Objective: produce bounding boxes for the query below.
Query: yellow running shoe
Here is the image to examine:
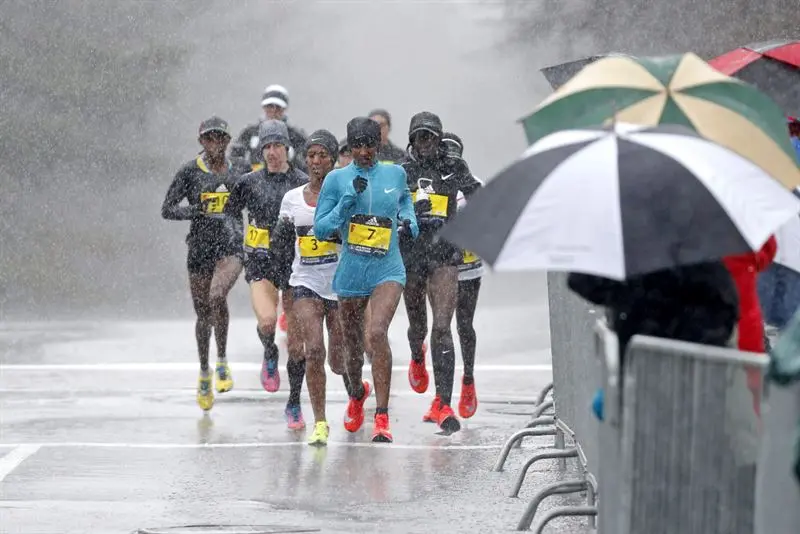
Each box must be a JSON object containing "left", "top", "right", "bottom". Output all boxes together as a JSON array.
[
  {"left": 197, "top": 374, "right": 214, "bottom": 411},
  {"left": 215, "top": 361, "right": 234, "bottom": 393},
  {"left": 308, "top": 421, "right": 330, "bottom": 446}
]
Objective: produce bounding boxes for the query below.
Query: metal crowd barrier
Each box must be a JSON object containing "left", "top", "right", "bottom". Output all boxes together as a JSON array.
[
  {"left": 756, "top": 379, "right": 800, "bottom": 533},
  {"left": 494, "top": 272, "right": 600, "bottom": 531},
  {"left": 612, "top": 334, "right": 764, "bottom": 534}
]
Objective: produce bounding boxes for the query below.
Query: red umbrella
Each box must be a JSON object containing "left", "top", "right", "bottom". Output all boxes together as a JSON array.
[{"left": 709, "top": 39, "right": 800, "bottom": 116}]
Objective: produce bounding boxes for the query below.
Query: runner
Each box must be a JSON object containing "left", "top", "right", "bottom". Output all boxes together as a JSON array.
[
  {"left": 224, "top": 119, "right": 309, "bottom": 428},
  {"left": 448, "top": 132, "right": 484, "bottom": 419},
  {"left": 161, "top": 116, "right": 242, "bottom": 411},
  {"left": 336, "top": 139, "right": 352, "bottom": 168},
  {"left": 274, "top": 130, "right": 349, "bottom": 446},
  {"left": 400, "top": 117, "right": 482, "bottom": 433},
  {"left": 368, "top": 109, "right": 406, "bottom": 164},
  {"left": 230, "top": 84, "right": 308, "bottom": 174},
  {"left": 313, "top": 116, "right": 419, "bottom": 443}
]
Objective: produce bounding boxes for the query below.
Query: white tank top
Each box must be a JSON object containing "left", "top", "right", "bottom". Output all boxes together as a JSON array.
[{"left": 278, "top": 185, "right": 340, "bottom": 300}]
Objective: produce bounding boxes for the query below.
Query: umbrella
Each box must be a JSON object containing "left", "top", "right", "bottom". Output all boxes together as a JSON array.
[
  {"left": 540, "top": 53, "right": 631, "bottom": 91},
  {"left": 440, "top": 122, "right": 800, "bottom": 281},
  {"left": 709, "top": 39, "right": 800, "bottom": 117},
  {"left": 521, "top": 52, "right": 800, "bottom": 189}
]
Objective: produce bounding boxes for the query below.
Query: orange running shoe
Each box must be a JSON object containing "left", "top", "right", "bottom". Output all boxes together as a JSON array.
[
  {"left": 436, "top": 403, "right": 461, "bottom": 434},
  {"left": 423, "top": 395, "right": 441, "bottom": 422},
  {"left": 278, "top": 312, "right": 288, "bottom": 332},
  {"left": 458, "top": 377, "right": 478, "bottom": 419},
  {"left": 408, "top": 343, "right": 429, "bottom": 394},
  {"left": 343, "top": 381, "right": 371, "bottom": 433},
  {"left": 372, "top": 412, "right": 393, "bottom": 443}
]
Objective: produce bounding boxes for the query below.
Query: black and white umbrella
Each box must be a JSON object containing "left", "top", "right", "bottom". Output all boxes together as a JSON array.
[{"left": 440, "top": 122, "right": 800, "bottom": 281}]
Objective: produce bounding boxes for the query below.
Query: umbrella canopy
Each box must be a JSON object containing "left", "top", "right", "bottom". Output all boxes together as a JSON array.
[
  {"left": 522, "top": 52, "right": 800, "bottom": 189},
  {"left": 440, "top": 123, "right": 800, "bottom": 281},
  {"left": 709, "top": 39, "right": 800, "bottom": 117},
  {"left": 540, "top": 53, "right": 631, "bottom": 90}
]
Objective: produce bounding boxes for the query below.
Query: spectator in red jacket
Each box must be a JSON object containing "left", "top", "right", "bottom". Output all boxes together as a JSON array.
[{"left": 723, "top": 235, "right": 778, "bottom": 415}]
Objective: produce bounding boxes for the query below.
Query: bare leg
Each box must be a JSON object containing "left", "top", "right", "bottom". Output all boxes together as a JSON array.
[{"left": 208, "top": 256, "right": 242, "bottom": 361}]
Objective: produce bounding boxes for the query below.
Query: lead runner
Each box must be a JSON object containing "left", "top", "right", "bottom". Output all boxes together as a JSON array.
[{"left": 313, "top": 117, "right": 419, "bottom": 443}]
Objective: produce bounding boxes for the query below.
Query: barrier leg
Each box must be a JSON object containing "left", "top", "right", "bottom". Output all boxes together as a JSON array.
[
  {"left": 509, "top": 448, "right": 578, "bottom": 497},
  {"left": 531, "top": 400, "right": 554, "bottom": 418},
  {"left": 585, "top": 474, "right": 597, "bottom": 529},
  {"left": 553, "top": 427, "right": 566, "bottom": 468},
  {"left": 515, "top": 480, "right": 588, "bottom": 531},
  {"left": 525, "top": 416, "right": 555, "bottom": 429},
  {"left": 534, "top": 382, "right": 553, "bottom": 406},
  {"left": 492, "top": 427, "right": 558, "bottom": 472},
  {"left": 531, "top": 506, "right": 598, "bottom": 533}
]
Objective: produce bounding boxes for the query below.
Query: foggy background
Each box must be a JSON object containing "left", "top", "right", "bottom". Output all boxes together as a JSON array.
[{"left": 2, "top": 0, "right": 798, "bottom": 320}]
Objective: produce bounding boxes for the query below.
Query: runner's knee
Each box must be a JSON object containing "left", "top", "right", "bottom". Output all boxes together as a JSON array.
[{"left": 367, "top": 325, "right": 389, "bottom": 350}]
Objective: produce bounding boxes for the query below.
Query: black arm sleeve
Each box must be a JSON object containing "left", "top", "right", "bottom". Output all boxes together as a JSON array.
[
  {"left": 161, "top": 167, "right": 199, "bottom": 220},
  {"left": 271, "top": 217, "right": 296, "bottom": 290}
]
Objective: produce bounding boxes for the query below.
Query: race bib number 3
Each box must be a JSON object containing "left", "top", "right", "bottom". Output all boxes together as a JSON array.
[
  {"left": 411, "top": 191, "right": 449, "bottom": 218},
  {"left": 245, "top": 224, "right": 270, "bottom": 252},
  {"left": 200, "top": 192, "right": 230, "bottom": 214},
  {"left": 297, "top": 226, "right": 338, "bottom": 265},
  {"left": 347, "top": 214, "right": 393, "bottom": 257}
]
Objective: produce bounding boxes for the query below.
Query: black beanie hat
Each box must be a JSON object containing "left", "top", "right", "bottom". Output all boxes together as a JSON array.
[{"left": 305, "top": 129, "right": 339, "bottom": 161}]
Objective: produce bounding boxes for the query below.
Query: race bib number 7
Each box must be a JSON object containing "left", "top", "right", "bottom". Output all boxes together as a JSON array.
[
  {"left": 347, "top": 215, "right": 392, "bottom": 257},
  {"left": 200, "top": 192, "right": 230, "bottom": 214}
]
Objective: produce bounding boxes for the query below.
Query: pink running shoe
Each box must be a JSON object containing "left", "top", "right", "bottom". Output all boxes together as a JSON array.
[
  {"left": 285, "top": 404, "right": 305, "bottom": 430},
  {"left": 261, "top": 358, "right": 280, "bottom": 392}
]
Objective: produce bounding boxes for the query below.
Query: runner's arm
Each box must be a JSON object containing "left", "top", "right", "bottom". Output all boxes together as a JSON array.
[
  {"left": 314, "top": 177, "right": 349, "bottom": 240},
  {"left": 161, "top": 167, "right": 199, "bottom": 220},
  {"left": 397, "top": 169, "right": 419, "bottom": 238},
  {"left": 272, "top": 216, "right": 296, "bottom": 289}
]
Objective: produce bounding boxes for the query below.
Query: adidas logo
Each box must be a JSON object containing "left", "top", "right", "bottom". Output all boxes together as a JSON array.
[
  {"left": 366, "top": 217, "right": 379, "bottom": 226},
  {"left": 306, "top": 227, "right": 314, "bottom": 235},
  {"left": 216, "top": 184, "right": 228, "bottom": 192}
]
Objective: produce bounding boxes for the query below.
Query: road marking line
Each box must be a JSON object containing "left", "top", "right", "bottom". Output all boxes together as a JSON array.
[
  {"left": 0, "top": 389, "right": 546, "bottom": 402},
  {"left": 0, "top": 363, "right": 552, "bottom": 372},
  {"left": 0, "top": 442, "right": 506, "bottom": 451},
  {"left": 0, "top": 445, "right": 40, "bottom": 482}
]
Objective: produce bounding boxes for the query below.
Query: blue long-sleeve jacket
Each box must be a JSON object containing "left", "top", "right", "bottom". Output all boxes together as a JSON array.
[{"left": 314, "top": 161, "right": 419, "bottom": 297}]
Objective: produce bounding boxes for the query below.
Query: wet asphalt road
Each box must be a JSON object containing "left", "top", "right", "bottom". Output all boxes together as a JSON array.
[{"left": 0, "top": 272, "right": 593, "bottom": 533}]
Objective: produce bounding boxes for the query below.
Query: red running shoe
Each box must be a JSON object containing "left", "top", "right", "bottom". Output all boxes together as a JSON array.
[
  {"left": 408, "top": 343, "right": 429, "bottom": 394},
  {"left": 343, "top": 381, "right": 371, "bottom": 433},
  {"left": 436, "top": 403, "right": 461, "bottom": 434},
  {"left": 458, "top": 377, "right": 478, "bottom": 419},
  {"left": 423, "top": 395, "right": 441, "bottom": 422},
  {"left": 372, "top": 412, "right": 393, "bottom": 443}
]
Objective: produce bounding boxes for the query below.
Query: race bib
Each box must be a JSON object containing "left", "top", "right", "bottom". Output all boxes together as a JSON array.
[
  {"left": 245, "top": 224, "right": 270, "bottom": 252},
  {"left": 411, "top": 191, "right": 449, "bottom": 218},
  {"left": 296, "top": 225, "right": 338, "bottom": 265},
  {"left": 200, "top": 192, "right": 230, "bottom": 214},
  {"left": 347, "top": 214, "right": 392, "bottom": 257}
]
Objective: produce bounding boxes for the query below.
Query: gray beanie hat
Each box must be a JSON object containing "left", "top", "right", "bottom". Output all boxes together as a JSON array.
[
  {"left": 259, "top": 119, "right": 290, "bottom": 151},
  {"left": 305, "top": 129, "right": 339, "bottom": 162}
]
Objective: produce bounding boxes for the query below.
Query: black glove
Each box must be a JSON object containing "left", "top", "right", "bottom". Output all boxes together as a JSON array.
[
  {"left": 414, "top": 198, "right": 432, "bottom": 217},
  {"left": 419, "top": 217, "right": 444, "bottom": 232},
  {"left": 399, "top": 219, "right": 414, "bottom": 246},
  {"left": 353, "top": 176, "right": 368, "bottom": 194}
]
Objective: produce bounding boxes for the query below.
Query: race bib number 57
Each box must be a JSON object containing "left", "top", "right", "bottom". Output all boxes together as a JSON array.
[{"left": 200, "top": 192, "right": 229, "bottom": 214}]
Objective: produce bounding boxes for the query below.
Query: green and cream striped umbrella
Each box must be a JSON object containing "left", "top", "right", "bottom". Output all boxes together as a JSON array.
[{"left": 522, "top": 52, "right": 800, "bottom": 188}]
